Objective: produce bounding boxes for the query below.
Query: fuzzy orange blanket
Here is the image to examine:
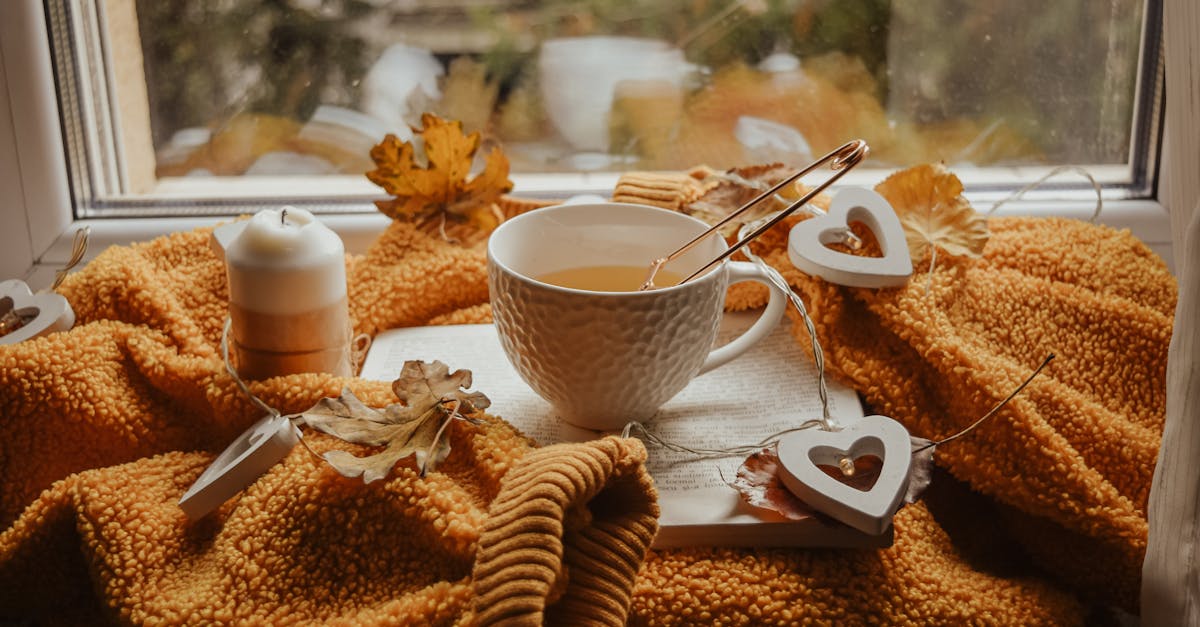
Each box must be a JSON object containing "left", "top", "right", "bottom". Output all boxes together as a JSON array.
[{"left": 0, "top": 187, "right": 1174, "bottom": 624}]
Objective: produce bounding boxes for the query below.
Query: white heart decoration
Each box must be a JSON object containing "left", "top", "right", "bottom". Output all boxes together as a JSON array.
[
  {"left": 179, "top": 413, "right": 300, "bottom": 520},
  {"left": 775, "top": 415, "right": 913, "bottom": 536},
  {"left": 0, "top": 279, "right": 76, "bottom": 345},
  {"left": 787, "top": 187, "right": 913, "bottom": 288}
]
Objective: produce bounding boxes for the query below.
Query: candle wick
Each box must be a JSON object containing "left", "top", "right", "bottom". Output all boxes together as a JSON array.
[{"left": 280, "top": 208, "right": 288, "bottom": 225}]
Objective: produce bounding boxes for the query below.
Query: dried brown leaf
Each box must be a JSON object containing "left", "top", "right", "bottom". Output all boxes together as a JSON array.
[
  {"left": 392, "top": 360, "right": 491, "bottom": 415},
  {"left": 730, "top": 447, "right": 820, "bottom": 520},
  {"left": 297, "top": 360, "right": 488, "bottom": 482},
  {"left": 685, "top": 163, "right": 800, "bottom": 237},
  {"left": 907, "top": 437, "right": 936, "bottom": 504},
  {"left": 874, "top": 163, "right": 989, "bottom": 266}
]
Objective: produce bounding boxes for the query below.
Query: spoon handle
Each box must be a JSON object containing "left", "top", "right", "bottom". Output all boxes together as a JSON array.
[{"left": 640, "top": 139, "right": 869, "bottom": 290}]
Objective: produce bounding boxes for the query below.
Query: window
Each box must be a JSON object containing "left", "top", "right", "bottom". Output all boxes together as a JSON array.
[{"left": 42, "top": 0, "right": 1161, "bottom": 221}]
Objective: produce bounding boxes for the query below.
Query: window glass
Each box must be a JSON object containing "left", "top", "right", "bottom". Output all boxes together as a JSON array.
[{"left": 52, "top": 0, "right": 1159, "bottom": 213}]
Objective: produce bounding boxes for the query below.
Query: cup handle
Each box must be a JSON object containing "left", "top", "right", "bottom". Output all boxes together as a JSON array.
[{"left": 697, "top": 261, "right": 788, "bottom": 375}]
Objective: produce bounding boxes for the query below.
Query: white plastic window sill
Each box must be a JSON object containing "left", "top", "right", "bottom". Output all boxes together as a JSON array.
[
  {"left": 138, "top": 164, "right": 1134, "bottom": 203},
  {"left": 26, "top": 197, "right": 1174, "bottom": 292}
]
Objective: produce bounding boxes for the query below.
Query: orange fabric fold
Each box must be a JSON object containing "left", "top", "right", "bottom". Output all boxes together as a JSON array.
[{"left": 0, "top": 179, "right": 1175, "bottom": 624}]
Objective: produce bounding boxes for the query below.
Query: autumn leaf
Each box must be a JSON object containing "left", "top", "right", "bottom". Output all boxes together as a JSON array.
[
  {"left": 391, "top": 359, "right": 491, "bottom": 416},
  {"left": 296, "top": 360, "right": 489, "bottom": 483},
  {"left": 684, "top": 164, "right": 801, "bottom": 237},
  {"left": 874, "top": 163, "right": 988, "bottom": 266},
  {"left": 906, "top": 437, "right": 935, "bottom": 504},
  {"left": 731, "top": 447, "right": 821, "bottom": 521},
  {"left": 366, "top": 112, "right": 513, "bottom": 234}
]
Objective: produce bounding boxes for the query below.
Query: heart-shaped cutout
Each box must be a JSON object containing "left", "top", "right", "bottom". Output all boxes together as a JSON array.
[
  {"left": 775, "top": 415, "right": 912, "bottom": 535},
  {"left": 0, "top": 279, "right": 75, "bottom": 345},
  {"left": 818, "top": 455, "right": 882, "bottom": 492},
  {"left": 787, "top": 187, "right": 913, "bottom": 288}
]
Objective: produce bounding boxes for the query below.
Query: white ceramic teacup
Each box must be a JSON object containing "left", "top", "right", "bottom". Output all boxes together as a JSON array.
[{"left": 487, "top": 202, "right": 787, "bottom": 431}]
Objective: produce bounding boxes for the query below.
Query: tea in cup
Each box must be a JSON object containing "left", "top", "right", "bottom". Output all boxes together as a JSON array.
[{"left": 487, "top": 202, "right": 787, "bottom": 431}]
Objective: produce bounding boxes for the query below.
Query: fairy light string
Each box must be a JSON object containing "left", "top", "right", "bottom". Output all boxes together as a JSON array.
[
  {"left": 215, "top": 166, "right": 1074, "bottom": 477},
  {"left": 220, "top": 316, "right": 333, "bottom": 462},
  {"left": 622, "top": 205, "right": 842, "bottom": 461},
  {"left": 220, "top": 316, "right": 280, "bottom": 419},
  {"left": 50, "top": 226, "right": 90, "bottom": 292},
  {"left": 922, "top": 165, "right": 1103, "bottom": 293},
  {"left": 621, "top": 419, "right": 828, "bottom": 459},
  {"left": 625, "top": 162, "right": 1082, "bottom": 465},
  {"left": 987, "top": 165, "right": 1103, "bottom": 221},
  {"left": 734, "top": 210, "right": 838, "bottom": 432},
  {"left": 913, "top": 353, "right": 1055, "bottom": 454}
]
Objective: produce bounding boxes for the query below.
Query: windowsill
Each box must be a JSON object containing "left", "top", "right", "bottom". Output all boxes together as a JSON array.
[
  {"left": 85, "top": 164, "right": 1139, "bottom": 216},
  {"left": 26, "top": 196, "right": 1175, "bottom": 292}
]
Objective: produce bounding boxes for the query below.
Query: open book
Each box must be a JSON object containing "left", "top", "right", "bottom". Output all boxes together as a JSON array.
[{"left": 360, "top": 314, "right": 891, "bottom": 549}]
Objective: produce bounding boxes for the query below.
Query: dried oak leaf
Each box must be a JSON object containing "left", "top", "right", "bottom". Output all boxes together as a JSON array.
[
  {"left": 297, "top": 360, "right": 489, "bottom": 483},
  {"left": 685, "top": 163, "right": 800, "bottom": 237},
  {"left": 874, "top": 163, "right": 989, "bottom": 266},
  {"left": 366, "top": 112, "right": 513, "bottom": 232}
]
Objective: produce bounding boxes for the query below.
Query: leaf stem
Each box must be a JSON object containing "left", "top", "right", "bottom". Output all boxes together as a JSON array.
[
  {"left": 916, "top": 353, "right": 1056, "bottom": 453},
  {"left": 923, "top": 245, "right": 938, "bottom": 297},
  {"left": 421, "top": 399, "right": 460, "bottom": 476},
  {"left": 291, "top": 422, "right": 328, "bottom": 462}
]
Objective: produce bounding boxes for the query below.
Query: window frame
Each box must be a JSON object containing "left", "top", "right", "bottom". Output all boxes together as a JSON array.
[{"left": 0, "top": 1, "right": 1177, "bottom": 288}]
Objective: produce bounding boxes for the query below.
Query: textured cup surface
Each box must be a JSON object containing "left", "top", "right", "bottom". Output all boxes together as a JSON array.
[{"left": 488, "top": 202, "right": 735, "bottom": 430}]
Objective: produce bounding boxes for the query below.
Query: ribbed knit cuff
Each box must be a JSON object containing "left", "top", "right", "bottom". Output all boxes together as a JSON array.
[
  {"left": 497, "top": 194, "right": 558, "bottom": 219},
  {"left": 471, "top": 437, "right": 659, "bottom": 626},
  {"left": 612, "top": 167, "right": 719, "bottom": 211}
]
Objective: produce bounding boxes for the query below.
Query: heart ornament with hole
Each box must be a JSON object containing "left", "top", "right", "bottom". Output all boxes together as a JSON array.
[
  {"left": 775, "top": 415, "right": 913, "bottom": 536},
  {"left": 0, "top": 279, "right": 75, "bottom": 345},
  {"left": 787, "top": 187, "right": 913, "bottom": 288}
]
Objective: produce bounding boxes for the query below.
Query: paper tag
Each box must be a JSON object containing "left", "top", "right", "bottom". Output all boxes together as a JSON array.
[
  {"left": 210, "top": 220, "right": 249, "bottom": 261},
  {"left": 179, "top": 414, "right": 300, "bottom": 520}
]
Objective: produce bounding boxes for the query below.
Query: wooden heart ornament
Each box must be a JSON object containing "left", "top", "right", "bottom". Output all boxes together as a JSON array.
[
  {"left": 0, "top": 279, "right": 75, "bottom": 345},
  {"left": 775, "top": 415, "right": 913, "bottom": 535},
  {"left": 787, "top": 187, "right": 913, "bottom": 288}
]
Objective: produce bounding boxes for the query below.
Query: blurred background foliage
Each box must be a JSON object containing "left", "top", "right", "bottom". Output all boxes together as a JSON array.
[{"left": 134, "top": 0, "right": 1147, "bottom": 176}]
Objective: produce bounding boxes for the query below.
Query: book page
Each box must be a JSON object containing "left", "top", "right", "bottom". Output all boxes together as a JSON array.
[
  {"left": 631, "top": 316, "right": 863, "bottom": 527},
  {"left": 360, "top": 313, "right": 866, "bottom": 537},
  {"left": 360, "top": 323, "right": 598, "bottom": 445}
]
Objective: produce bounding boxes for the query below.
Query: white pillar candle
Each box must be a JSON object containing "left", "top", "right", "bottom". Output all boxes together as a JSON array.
[{"left": 223, "top": 207, "right": 351, "bottom": 379}]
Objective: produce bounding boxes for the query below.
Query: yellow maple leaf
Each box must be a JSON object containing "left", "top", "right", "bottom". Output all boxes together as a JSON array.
[
  {"left": 874, "top": 163, "right": 989, "bottom": 266},
  {"left": 366, "top": 113, "right": 513, "bottom": 232}
]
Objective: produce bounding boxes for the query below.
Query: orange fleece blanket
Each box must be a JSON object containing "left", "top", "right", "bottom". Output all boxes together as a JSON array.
[{"left": 0, "top": 189, "right": 1174, "bottom": 624}]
